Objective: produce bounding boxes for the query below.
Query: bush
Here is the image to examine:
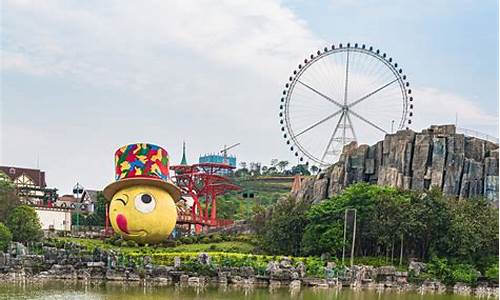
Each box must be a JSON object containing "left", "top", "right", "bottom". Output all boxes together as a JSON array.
[
  {"left": 126, "top": 240, "right": 138, "bottom": 247},
  {"left": 354, "top": 256, "right": 390, "bottom": 267},
  {"left": 209, "top": 234, "right": 222, "bottom": 243},
  {"left": 0, "top": 222, "right": 12, "bottom": 251},
  {"left": 485, "top": 263, "right": 499, "bottom": 283},
  {"left": 425, "top": 257, "right": 480, "bottom": 285},
  {"left": 450, "top": 264, "right": 479, "bottom": 285},
  {"left": 179, "top": 236, "right": 194, "bottom": 244},
  {"left": 6, "top": 205, "right": 42, "bottom": 243}
]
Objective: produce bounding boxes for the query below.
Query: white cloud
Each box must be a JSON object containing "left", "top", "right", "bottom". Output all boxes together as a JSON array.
[
  {"left": 1, "top": 0, "right": 497, "bottom": 192},
  {"left": 412, "top": 87, "right": 498, "bottom": 134},
  {"left": 2, "top": 0, "right": 322, "bottom": 87}
]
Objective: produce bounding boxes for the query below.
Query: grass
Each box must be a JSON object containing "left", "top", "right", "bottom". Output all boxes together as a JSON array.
[
  {"left": 57, "top": 237, "right": 255, "bottom": 254},
  {"left": 169, "top": 241, "right": 255, "bottom": 253}
]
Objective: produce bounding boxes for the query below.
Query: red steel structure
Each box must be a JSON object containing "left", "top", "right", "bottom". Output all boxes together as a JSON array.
[{"left": 171, "top": 163, "right": 240, "bottom": 233}]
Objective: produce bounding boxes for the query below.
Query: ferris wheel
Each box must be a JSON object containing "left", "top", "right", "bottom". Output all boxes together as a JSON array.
[{"left": 279, "top": 43, "right": 413, "bottom": 167}]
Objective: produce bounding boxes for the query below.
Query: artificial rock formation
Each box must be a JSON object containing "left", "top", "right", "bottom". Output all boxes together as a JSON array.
[{"left": 295, "top": 125, "right": 499, "bottom": 203}]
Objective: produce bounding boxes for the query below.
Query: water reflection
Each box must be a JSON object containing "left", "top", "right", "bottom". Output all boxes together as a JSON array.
[{"left": 0, "top": 281, "right": 479, "bottom": 300}]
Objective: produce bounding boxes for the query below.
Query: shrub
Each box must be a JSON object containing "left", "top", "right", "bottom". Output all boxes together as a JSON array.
[
  {"left": 354, "top": 256, "right": 388, "bottom": 267},
  {"left": 0, "top": 222, "right": 12, "bottom": 251},
  {"left": 6, "top": 205, "right": 42, "bottom": 243},
  {"left": 485, "top": 263, "right": 499, "bottom": 283},
  {"left": 180, "top": 236, "right": 194, "bottom": 244},
  {"left": 425, "top": 257, "right": 480, "bottom": 285},
  {"left": 210, "top": 234, "right": 222, "bottom": 243},
  {"left": 126, "top": 240, "right": 138, "bottom": 247},
  {"left": 450, "top": 264, "right": 479, "bottom": 285}
]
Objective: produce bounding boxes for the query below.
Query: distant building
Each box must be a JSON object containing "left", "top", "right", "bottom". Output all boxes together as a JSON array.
[
  {"left": 81, "top": 189, "right": 99, "bottom": 214},
  {"left": 35, "top": 207, "right": 72, "bottom": 232},
  {"left": 55, "top": 194, "right": 78, "bottom": 209},
  {"left": 54, "top": 189, "right": 99, "bottom": 214},
  {"left": 0, "top": 166, "right": 57, "bottom": 205},
  {"left": 0, "top": 165, "right": 70, "bottom": 232},
  {"left": 199, "top": 154, "right": 237, "bottom": 168}
]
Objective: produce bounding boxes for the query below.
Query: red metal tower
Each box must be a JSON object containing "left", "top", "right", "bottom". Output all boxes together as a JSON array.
[{"left": 171, "top": 162, "right": 240, "bottom": 234}]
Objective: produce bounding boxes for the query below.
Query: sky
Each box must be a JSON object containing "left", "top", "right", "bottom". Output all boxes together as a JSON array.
[{"left": 1, "top": 0, "right": 498, "bottom": 194}]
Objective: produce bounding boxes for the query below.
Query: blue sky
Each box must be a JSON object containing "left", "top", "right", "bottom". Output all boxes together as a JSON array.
[{"left": 1, "top": 0, "right": 498, "bottom": 193}]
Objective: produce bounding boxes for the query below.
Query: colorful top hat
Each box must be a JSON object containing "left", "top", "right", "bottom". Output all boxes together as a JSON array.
[{"left": 103, "top": 143, "right": 181, "bottom": 201}]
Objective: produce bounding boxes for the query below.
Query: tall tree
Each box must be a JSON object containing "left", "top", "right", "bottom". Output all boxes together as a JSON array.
[
  {"left": 0, "top": 173, "right": 21, "bottom": 222},
  {"left": 259, "top": 196, "right": 309, "bottom": 256}
]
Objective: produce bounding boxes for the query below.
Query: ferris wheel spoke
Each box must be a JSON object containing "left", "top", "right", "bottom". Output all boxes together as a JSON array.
[
  {"left": 343, "top": 49, "right": 350, "bottom": 105},
  {"left": 321, "top": 111, "right": 345, "bottom": 161},
  {"left": 348, "top": 109, "right": 388, "bottom": 134},
  {"left": 297, "top": 80, "right": 344, "bottom": 108},
  {"left": 348, "top": 78, "right": 398, "bottom": 109},
  {"left": 295, "top": 108, "right": 343, "bottom": 138}
]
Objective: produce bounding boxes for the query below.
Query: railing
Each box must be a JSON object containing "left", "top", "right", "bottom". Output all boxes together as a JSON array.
[{"left": 457, "top": 127, "right": 499, "bottom": 144}]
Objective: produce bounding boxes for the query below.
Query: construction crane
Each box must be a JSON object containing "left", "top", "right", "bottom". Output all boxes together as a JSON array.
[{"left": 220, "top": 143, "right": 240, "bottom": 165}]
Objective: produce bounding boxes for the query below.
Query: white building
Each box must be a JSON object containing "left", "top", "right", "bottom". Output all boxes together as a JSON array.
[{"left": 34, "top": 206, "right": 72, "bottom": 232}]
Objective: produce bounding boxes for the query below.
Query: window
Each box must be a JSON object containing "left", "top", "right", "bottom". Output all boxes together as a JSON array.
[{"left": 14, "top": 174, "right": 35, "bottom": 187}]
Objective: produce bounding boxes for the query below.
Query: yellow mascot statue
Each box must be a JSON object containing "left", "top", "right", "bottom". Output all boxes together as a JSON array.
[{"left": 103, "top": 143, "right": 181, "bottom": 244}]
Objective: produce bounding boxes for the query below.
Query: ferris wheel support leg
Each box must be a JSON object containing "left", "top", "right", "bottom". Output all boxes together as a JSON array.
[{"left": 322, "top": 111, "right": 345, "bottom": 161}]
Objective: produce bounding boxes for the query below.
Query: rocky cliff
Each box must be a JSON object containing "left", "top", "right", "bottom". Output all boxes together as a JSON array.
[{"left": 294, "top": 125, "right": 499, "bottom": 203}]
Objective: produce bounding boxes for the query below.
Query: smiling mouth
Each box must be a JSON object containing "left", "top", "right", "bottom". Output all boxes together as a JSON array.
[{"left": 124, "top": 230, "right": 148, "bottom": 237}]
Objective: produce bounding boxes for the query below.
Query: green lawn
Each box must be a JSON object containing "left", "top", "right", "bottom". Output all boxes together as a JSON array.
[{"left": 57, "top": 237, "right": 255, "bottom": 254}]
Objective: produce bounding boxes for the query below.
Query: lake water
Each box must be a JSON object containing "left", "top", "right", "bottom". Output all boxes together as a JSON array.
[{"left": 0, "top": 282, "right": 480, "bottom": 300}]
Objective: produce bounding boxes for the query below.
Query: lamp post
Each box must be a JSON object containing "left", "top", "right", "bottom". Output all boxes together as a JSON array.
[{"left": 72, "top": 182, "right": 84, "bottom": 231}]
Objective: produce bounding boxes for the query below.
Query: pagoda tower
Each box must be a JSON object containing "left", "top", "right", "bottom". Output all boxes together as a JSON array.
[{"left": 180, "top": 141, "right": 188, "bottom": 165}]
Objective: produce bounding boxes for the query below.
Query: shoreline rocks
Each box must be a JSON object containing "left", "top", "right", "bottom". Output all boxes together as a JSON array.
[{"left": 0, "top": 242, "right": 497, "bottom": 298}]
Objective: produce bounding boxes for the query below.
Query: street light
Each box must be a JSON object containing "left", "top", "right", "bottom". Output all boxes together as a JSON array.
[{"left": 72, "top": 182, "right": 84, "bottom": 231}]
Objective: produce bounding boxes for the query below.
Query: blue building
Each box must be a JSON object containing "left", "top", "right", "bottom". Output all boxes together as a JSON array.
[{"left": 199, "top": 154, "right": 237, "bottom": 168}]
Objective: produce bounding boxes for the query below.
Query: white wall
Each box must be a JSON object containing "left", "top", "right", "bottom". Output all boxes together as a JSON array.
[{"left": 34, "top": 208, "right": 72, "bottom": 231}]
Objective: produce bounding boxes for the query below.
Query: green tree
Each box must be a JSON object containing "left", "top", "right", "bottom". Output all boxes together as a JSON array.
[
  {"left": 6, "top": 205, "right": 43, "bottom": 243},
  {"left": 439, "top": 196, "right": 499, "bottom": 263},
  {"left": 406, "top": 188, "right": 451, "bottom": 260},
  {"left": 302, "top": 183, "right": 405, "bottom": 257},
  {"left": 290, "top": 164, "right": 310, "bottom": 175},
  {"left": 0, "top": 173, "right": 21, "bottom": 222},
  {"left": 277, "top": 161, "right": 289, "bottom": 173},
  {"left": 259, "top": 196, "right": 309, "bottom": 256},
  {"left": 0, "top": 222, "right": 12, "bottom": 251}
]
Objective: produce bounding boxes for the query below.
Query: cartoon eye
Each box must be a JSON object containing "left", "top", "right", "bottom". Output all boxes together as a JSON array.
[{"left": 135, "top": 193, "right": 156, "bottom": 213}]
